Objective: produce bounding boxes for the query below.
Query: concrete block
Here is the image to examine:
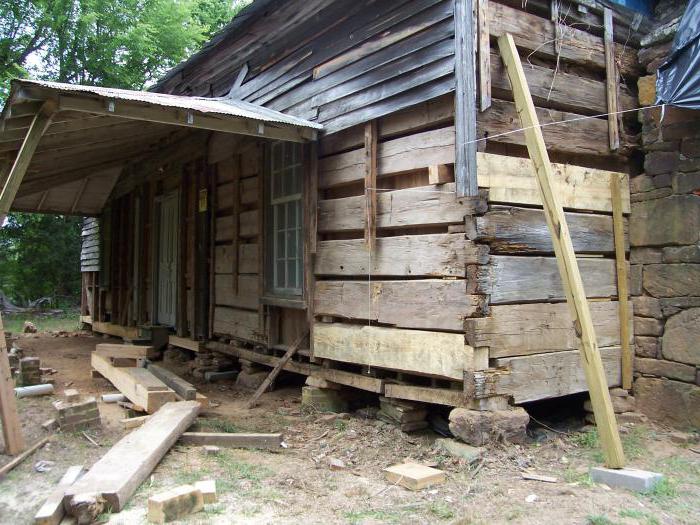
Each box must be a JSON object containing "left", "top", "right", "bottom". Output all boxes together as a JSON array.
[
  {"left": 435, "top": 438, "right": 484, "bottom": 464},
  {"left": 590, "top": 467, "right": 663, "bottom": 492},
  {"left": 204, "top": 370, "right": 238, "bottom": 383}
]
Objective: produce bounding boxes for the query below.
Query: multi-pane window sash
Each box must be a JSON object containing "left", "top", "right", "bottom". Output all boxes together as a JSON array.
[{"left": 269, "top": 142, "right": 303, "bottom": 296}]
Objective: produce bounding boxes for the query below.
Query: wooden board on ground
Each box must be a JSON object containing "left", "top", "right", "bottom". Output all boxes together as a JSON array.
[
  {"left": 34, "top": 465, "right": 83, "bottom": 525},
  {"left": 313, "top": 323, "right": 474, "bottom": 380},
  {"left": 91, "top": 353, "right": 176, "bottom": 413},
  {"left": 64, "top": 401, "right": 200, "bottom": 519},
  {"left": 179, "top": 432, "right": 283, "bottom": 450},
  {"left": 95, "top": 343, "right": 157, "bottom": 359},
  {"left": 384, "top": 463, "right": 446, "bottom": 490},
  {"left": 146, "top": 363, "right": 197, "bottom": 401}
]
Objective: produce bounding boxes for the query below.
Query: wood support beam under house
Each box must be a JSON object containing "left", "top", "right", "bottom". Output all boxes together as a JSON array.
[
  {"left": 497, "top": 33, "right": 625, "bottom": 469},
  {"left": 0, "top": 101, "right": 56, "bottom": 221}
]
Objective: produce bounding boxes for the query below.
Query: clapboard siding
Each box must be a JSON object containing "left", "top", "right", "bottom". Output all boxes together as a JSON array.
[{"left": 81, "top": 217, "right": 100, "bottom": 272}]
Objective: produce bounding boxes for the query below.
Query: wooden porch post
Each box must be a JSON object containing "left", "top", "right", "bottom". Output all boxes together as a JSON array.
[
  {"left": 0, "top": 101, "right": 56, "bottom": 221},
  {"left": 0, "top": 313, "right": 25, "bottom": 455}
]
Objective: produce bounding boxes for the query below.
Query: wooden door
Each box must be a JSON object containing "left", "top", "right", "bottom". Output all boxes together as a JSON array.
[{"left": 156, "top": 192, "right": 178, "bottom": 327}]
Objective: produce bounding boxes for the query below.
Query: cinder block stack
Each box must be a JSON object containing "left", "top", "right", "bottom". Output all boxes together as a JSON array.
[
  {"left": 19, "top": 357, "right": 42, "bottom": 386},
  {"left": 190, "top": 350, "right": 236, "bottom": 381},
  {"left": 377, "top": 397, "right": 428, "bottom": 432},
  {"left": 53, "top": 396, "right": 101, "bottom": 432}
]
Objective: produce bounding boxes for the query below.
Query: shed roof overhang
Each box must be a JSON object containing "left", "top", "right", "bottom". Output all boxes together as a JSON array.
[{"left": 0, "top": 79, "right": 322, "bottom": 217}]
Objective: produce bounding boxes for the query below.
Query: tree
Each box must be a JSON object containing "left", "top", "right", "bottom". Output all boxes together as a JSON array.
[
  {"left": 0, "top": 0, "right": 250, "bottom": 99},
  {"left": 0, "top": 213, "right": 83, "bottom": 305}
]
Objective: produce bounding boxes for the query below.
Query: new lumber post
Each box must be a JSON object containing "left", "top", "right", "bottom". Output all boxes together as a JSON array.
[
  {"left": 497, "top": 33, "right": 625, "bottom": 468},
  {"left": 0, "top": 312, "right": 26, "bottom": 454}
]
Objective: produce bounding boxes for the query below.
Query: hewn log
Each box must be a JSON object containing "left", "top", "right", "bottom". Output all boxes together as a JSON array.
[
  {"left": 214, "top": 274, "right": 258, "bottom": 310},
  {"left": 318, "top": 183, "right": 486, "bottom": 233},
  {"left": 214, "top": 244, "right": 258, "bottom": 275},
  {"left": 465, "top": 301, "right": 631, "bottom": 357},
  {"left": 313, "top": 322, "right": 474, "bottom": 380},
  {"left": 212, "top": 307, "right": 265, "bottom": 343},
  {"left": 470, "top": 206, "right": 625, "bottom": 254},
  {"left": 468, "top": 255, "right": 618, "bottom": 303},
  {"left": 315, "top": 280, "right": 486, "bottom": 331},
  {"left": 315, "top": 234, "right": 488, "bottom": 277}
]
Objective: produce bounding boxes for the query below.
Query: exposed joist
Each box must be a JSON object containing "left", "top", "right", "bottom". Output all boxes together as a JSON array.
[{"left": 70, "top": 177, "right": 89, "bottom": 213}]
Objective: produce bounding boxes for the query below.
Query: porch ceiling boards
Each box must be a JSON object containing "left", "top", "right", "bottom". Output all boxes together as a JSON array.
[{"left": 0, "top": 79, "right": 322, "bottom": 216}]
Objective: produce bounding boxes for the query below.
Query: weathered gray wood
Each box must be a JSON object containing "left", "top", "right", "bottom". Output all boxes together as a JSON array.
[
  {"left": 470, "top": 206, "right": 625, "bottom": 254},
  {"left": 315, "top": 234, "right": 488, "bottom": 277},
  {"left": 465, "top": 301, "right": 631, "bottom": 357},
  {"left": 64, "top": 401, "right": 200, "bottom": 518},
  {"left": 468, "top": 255, "right": 619, "bottom": 303},
  {"left": 319, "top": 183, "right": 486, "bottom": 233},
  {"left": 34, "top": 465, "right": 84, "bottom": 525},
  {"left": 212, "top": 307, "right": 265, "bottom": 343},
  {"left": 214, "top": 244, "right": 258, "bottom": 275},
  {"left": 315, "top": 280, "right": 486, "bottom": 331},
  {"left": 179, "top": 432, "right": 283, "bottom": 449},
  {"left": 214, "top": 274, "right": 258, "bottom": 310},
  {"left": 493, "top": 346, "right": 622, "bottom": 403},
  {"left": 454, "top": 0, "right": 478, "bottom": 197},
  {"left": 146, "top": 364, "right": 197, "bottom": 401}
]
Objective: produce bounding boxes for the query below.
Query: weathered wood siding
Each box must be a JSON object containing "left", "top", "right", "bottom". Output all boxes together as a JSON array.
[{"left": 80, "top": 217, "right": 100, "bottom": 272}]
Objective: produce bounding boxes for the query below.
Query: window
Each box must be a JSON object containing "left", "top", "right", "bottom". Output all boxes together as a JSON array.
[{"left": 267, "top": 141, "right": 303, "bottom": 297}]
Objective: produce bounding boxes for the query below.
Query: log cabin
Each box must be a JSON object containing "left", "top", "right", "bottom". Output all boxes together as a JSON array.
[{"left": 0, "top": 0, "right": 651, "bottom": 416}]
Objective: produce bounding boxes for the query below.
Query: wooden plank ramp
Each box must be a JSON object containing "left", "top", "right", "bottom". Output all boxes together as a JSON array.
[{"left": 64, "top": 401, "right": 200, "bottom": 522}]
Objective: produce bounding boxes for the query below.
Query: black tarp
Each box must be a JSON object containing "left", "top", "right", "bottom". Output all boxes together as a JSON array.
[{"left": 656, "top": 0, "right": 700, "bottom": 109}]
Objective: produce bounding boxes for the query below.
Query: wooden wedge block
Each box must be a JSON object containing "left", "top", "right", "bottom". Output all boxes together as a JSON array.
[
  {"left": 195, "top": 479, "right": 217, "bottom": 504},
  {"left": 179, "top": 432, "right": 282, "bottom": 450},
  {"left": 121, "top": 415, "right": 150, "bottom": 429},
  {"left": 384, "top": 463, "right": 446, "bottom": 490},
  {"left": 34, "top": 465, "right": 83, "bottom": 525},
  {"left": 147, "top": 484, "right": 204, "bottom": 524}
]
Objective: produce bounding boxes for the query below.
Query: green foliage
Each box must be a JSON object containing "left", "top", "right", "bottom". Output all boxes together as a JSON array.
[
  {"left": 586, "top": 515, "right": 617, "bottom": 525},
  {"left": 0, "top": 212, "right": 82, "bottom": 304},
  {"left": 0, "top": 0, "right": 251, "bottom": 100}
]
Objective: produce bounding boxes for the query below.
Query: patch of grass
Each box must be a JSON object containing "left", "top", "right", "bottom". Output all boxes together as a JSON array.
[
  {"left": 654, "top": 456, "right": 700, "bottom": 484},
  {"left": 171, "top": 466, "right": 211, "bottom": 486},
  {"left": 428, "top": 501, "right": 455, "bottom": 520},
  {"left": 641, "top": 477, "right": 678, "bottom": 503},
  {"left": 211, "top": 450, "right": 272, "bottom": 492},
  {"left": 564, "top": 468, "right": 594, "bottom": 487},
  {"left": 199, "top": 417, "right": 238, "bottom": 433},
  {"left": 343, "top": 508, "right": 405, "bottom": 524},
  {"left": 619, "top": 508, "right": 660, "bottom": 525},
  {"left": 203, "top": 503, "right": 226, "bottom": 516},
  {"left": 334, "top": 419, "right": 348, "bottom": 432},
  {"left": 621, "top": 426, "right": 649, "bottom": 460},
  {"left": 2, "top": 311, "right": 80, "bottom": 333},
  {"left": 586, "top": 514, "right": 617, "bottom": 525},
  {"left": 573, "top": 429, "right": 600, "bottom": 449}
]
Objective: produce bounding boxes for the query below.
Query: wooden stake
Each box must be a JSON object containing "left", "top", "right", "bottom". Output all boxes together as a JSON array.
[
  {"left": 611, "top": 174, "right": 632, "bottom": 390},
  {"left": 0, "top": 436, "right": 48, "bottom": 476},
  {"left": 247, "top": 330, "right": 308, "bottom": 408},
  {"left": 364, "top": 120, "right": 377, "bottom": 251},
  {"left": 497, "top": 33, "right": 625, "bottom": 468},
  {"left": 604, "top": 8, "right": 620, "bottom": 151},
  {"left": 0, "top": 312, "right": 25, "bottom": 455}
]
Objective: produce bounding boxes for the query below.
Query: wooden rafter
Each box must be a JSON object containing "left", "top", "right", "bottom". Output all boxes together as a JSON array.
[
  {"left": 497, "top": 33, "right": 625, "bottom": 468},
  {"left": 0, "top": 101, "right": 56, "bottom": 220}
]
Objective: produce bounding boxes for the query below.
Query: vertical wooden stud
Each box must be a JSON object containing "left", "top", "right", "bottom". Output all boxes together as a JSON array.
[
  {"left": 0, "top": 313, "right": 26, "bottom": 455},
  {"left": 364, "top": 120, "right": 377, "bottom": 251},
  {"left": 208, "top": 165, "right": 217, "bottom": 339},
  {"left": 604, "top": 8, "right": 620, "bottom": 151},
  {"left": 454, "top": 0, "right": 478, "bottom": 197},
  {"left": 477, "top": 0, "right": 491, "bottom": 111},
  {"left": 550, "top": 0, "right": 562, "bottom": 54},
  {"left": 498, "top": 33, "right": 625, "bottom": 469},
  {"left": 611, "top": 174, "right": 632, "bottom": 390},
  {"left": 304, "top": 142, "right": 319, "bottom": 358}
]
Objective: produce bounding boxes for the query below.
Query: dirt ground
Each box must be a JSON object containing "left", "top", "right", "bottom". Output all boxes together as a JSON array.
[{"left": 1, "top": 333, "right": 699, "bottom": 525}]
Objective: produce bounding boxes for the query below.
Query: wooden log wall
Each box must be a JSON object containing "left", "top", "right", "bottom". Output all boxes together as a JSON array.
[{"left": 209, "top": 135, "right": 267, "bottom": 344}]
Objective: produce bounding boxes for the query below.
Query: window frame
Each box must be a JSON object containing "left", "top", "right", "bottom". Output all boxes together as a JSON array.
[{"left": 264, "top": 141, "right": 304, "bottom": 300}]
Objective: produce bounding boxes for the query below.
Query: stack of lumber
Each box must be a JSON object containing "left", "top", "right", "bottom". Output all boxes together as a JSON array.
[{"left": 377, "top": 397, "right": 428, "bottom": 432}]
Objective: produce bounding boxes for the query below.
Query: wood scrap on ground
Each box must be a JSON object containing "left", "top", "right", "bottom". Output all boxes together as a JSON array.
[
  {"left": 179, "top": 432, "right": 283, "bottom": 450},
  {"left": 146, "top": 362, "right": 197, "bottom": 400},
  {"left": 147, "top": 484, "right": 204, "bottom": 524},
  {"left": 34, "top": 465, "right": 84, "bottom": 525},
  {"left": 0, "top": 436, "right": 50, "bottom": 478},
  {"left": 383, "top": 463, "right": 446, "bottom": 490},
  {"left": 63, "top": 401, "right": 200, "bottom": 523}
]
